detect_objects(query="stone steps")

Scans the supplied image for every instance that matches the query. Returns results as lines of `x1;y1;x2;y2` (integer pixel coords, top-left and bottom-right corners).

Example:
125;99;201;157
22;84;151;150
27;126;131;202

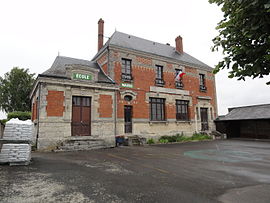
55;139;107;152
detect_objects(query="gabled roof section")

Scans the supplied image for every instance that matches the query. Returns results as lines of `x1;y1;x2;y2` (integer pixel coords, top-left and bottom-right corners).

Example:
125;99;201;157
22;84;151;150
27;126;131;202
93;31;212;70
40;56;114;83
217;104;270;121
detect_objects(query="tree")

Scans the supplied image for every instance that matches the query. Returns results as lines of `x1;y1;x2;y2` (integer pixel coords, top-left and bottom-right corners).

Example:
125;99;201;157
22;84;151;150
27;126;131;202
0;67;35;113
209;0;270;84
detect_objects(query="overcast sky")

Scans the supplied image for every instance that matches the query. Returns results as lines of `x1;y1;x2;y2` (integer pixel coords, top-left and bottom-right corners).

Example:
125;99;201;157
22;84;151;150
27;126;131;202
0;0;269;119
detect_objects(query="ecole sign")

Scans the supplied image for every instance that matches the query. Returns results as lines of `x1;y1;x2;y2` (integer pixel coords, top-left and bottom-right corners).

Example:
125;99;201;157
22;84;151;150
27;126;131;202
73;73;92;81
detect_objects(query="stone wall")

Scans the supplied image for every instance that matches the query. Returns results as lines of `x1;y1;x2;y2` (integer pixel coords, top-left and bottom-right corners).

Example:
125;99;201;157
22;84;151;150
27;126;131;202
32;78;117;151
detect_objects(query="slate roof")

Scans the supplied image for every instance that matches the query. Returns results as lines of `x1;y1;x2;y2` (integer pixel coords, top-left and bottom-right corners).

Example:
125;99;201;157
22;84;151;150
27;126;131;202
40;56;114;83
216;104;270;121
93;31;212;70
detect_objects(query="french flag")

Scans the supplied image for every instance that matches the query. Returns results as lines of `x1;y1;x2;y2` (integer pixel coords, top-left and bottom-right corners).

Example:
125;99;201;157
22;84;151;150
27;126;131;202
175;70;185;81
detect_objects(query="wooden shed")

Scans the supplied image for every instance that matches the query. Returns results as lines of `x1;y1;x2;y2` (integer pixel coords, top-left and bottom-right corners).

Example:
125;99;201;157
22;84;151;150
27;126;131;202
215;104;270;139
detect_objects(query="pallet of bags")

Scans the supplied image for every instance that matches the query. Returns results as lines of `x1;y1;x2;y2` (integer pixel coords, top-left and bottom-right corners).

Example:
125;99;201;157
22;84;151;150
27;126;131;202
0;118;33;166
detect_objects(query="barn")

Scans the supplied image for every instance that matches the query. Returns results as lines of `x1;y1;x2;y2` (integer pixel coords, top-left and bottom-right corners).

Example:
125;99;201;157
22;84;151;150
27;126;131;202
215;104;270;139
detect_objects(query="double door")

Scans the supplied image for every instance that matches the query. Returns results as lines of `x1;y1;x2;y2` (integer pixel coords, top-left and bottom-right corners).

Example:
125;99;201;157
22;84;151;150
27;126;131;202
72;96;91;136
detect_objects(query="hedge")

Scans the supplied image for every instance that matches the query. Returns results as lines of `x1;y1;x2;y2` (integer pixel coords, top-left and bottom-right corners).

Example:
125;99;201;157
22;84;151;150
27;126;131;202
7;111;31;121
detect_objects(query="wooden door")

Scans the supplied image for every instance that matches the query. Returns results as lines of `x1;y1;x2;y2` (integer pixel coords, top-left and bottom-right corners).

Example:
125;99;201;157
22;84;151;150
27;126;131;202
200;108;209;131
124;106;132;133
72;96;91;136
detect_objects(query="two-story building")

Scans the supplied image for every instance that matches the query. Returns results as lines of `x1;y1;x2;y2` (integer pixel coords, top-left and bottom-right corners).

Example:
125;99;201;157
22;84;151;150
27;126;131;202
30;18;217;151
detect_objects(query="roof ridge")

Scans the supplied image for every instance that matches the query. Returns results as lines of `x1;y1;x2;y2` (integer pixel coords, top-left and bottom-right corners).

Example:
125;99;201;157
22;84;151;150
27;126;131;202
229;103;270;110
114;31;173;48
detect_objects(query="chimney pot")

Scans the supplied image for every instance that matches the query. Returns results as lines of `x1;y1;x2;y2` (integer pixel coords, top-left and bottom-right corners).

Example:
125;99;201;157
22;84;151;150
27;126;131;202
98;18;104;51
175;35;183;54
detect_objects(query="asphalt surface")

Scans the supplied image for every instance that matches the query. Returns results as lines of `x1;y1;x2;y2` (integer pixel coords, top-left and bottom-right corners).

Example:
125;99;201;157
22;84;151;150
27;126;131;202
1;140;270;203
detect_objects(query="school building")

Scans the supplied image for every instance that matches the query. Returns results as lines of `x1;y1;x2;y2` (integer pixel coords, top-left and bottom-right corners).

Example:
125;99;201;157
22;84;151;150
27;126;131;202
30;19;217;151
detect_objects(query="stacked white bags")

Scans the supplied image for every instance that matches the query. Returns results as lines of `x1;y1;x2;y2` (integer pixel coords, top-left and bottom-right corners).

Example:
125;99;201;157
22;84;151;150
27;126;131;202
0;119;33;164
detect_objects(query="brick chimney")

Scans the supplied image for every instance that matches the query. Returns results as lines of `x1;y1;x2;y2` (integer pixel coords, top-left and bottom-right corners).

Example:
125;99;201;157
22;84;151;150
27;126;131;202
175;35;183;54
98;18;104;51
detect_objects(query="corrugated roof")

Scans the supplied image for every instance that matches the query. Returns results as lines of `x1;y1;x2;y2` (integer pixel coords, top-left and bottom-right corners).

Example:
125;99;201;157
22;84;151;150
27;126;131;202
40;56;114;83
217;104;270;121
93;31;212;70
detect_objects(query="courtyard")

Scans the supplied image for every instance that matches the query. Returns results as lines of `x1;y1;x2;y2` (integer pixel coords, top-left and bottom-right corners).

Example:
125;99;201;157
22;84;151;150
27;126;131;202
1;140;270;203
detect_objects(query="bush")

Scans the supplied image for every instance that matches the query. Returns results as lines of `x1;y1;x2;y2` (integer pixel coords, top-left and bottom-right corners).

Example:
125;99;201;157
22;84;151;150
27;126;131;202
0;119;8;125
147;138;155;144
158;132;212;144
7;111;31;121
191;133;212;140
159;139;169;144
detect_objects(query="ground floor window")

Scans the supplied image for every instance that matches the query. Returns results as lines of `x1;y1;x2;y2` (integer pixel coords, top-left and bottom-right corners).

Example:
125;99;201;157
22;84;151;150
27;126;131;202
176;100;189;121
150;98;166;121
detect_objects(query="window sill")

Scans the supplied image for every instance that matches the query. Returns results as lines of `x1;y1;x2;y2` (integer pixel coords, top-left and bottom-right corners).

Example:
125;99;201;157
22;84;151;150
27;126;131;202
149;121;168;125
176;120;192;125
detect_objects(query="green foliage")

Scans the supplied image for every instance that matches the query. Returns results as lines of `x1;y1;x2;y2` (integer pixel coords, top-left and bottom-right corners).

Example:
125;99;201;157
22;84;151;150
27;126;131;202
191;133;212;140
7;111;31;121
159;139;169;144
209;0;270;84
0;119;8;125
158;133;212;144
146;138;155;144
0;67;35;113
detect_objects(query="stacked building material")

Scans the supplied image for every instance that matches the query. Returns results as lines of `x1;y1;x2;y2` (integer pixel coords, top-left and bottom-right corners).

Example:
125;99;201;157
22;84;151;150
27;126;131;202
0;119;33;165
0;144;31;163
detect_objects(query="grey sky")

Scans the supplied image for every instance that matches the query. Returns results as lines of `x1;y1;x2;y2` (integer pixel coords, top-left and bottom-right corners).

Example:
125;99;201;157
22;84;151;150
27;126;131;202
0;0;269;118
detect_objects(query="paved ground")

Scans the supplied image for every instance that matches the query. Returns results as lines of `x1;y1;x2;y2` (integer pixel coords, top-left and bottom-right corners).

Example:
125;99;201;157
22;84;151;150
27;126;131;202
1;140;270;203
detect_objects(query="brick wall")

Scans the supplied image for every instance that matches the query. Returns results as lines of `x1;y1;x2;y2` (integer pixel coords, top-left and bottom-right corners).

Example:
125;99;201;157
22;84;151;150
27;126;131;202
46;91;65;117
102;63;108;74
98;94;113;118
31;98;37;121
113;50;217;121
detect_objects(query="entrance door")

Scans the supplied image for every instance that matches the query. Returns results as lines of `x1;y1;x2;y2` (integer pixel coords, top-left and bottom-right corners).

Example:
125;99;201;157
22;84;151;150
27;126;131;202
72;96;91;136
200;108;209;131
124;106;132;133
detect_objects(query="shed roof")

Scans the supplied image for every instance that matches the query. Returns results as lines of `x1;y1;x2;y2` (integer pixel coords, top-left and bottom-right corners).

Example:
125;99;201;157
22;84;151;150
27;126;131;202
40;56;114;83
93;31;212;70
216;104;270;121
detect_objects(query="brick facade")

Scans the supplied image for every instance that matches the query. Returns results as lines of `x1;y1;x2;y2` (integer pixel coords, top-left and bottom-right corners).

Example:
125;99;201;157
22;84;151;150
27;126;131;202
31;98;37;121
98;94;113;118
46;90;65;117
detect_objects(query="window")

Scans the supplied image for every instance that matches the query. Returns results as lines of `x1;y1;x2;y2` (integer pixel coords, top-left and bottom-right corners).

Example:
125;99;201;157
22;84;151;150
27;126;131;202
176;100;189;121
155;65;165;86
124;95;133;102
121;58;132;81
199;74;207;92
175;69;184;89
150;98;166;121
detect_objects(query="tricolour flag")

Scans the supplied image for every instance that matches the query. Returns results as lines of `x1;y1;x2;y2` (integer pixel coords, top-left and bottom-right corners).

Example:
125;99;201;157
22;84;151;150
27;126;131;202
175;70;185;81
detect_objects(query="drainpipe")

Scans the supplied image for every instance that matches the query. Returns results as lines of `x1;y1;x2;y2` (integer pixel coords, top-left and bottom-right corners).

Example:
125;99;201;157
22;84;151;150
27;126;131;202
195;106;198;132
36;82;41;149
114;89;118;146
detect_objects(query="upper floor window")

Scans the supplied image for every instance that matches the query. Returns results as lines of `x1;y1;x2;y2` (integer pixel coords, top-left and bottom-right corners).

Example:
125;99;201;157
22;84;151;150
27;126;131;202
175;69;184;89
121;58;132;81
199;74;207;92
155;65;165;86
150;97;166;121
176;100;189;121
